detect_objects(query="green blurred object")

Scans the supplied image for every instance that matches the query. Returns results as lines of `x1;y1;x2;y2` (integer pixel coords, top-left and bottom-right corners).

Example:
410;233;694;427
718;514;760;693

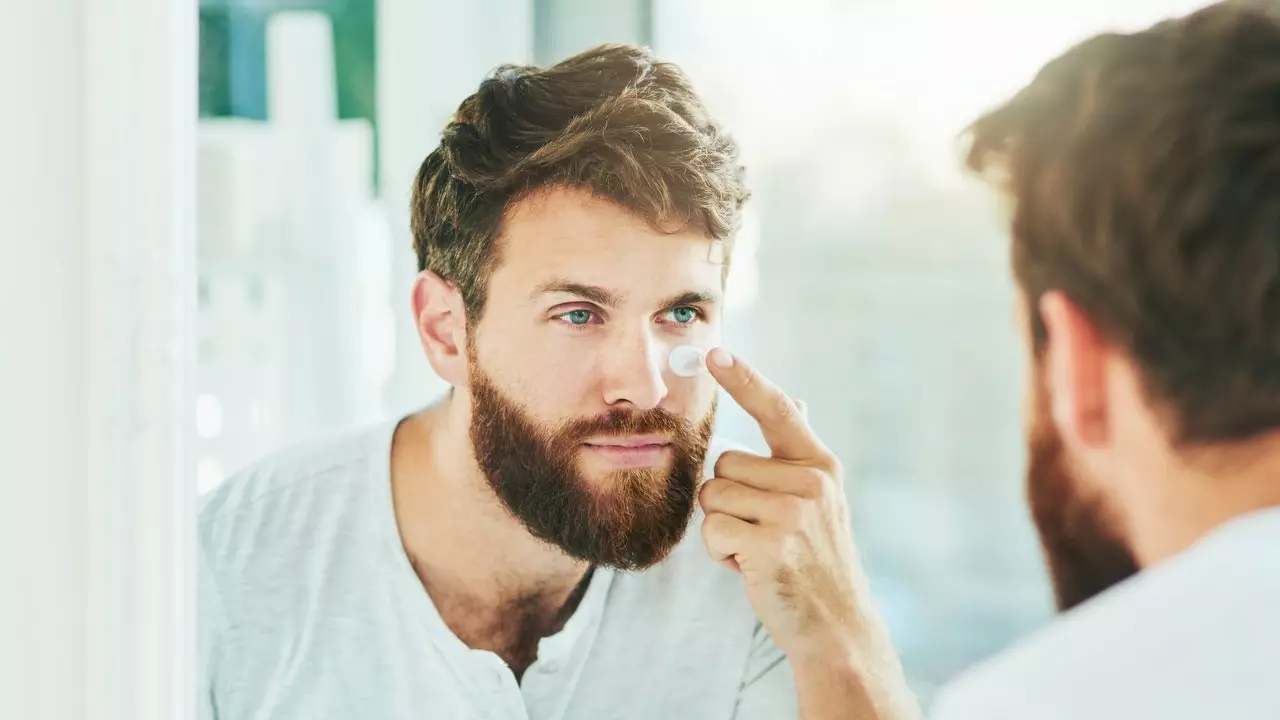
198;0;378;189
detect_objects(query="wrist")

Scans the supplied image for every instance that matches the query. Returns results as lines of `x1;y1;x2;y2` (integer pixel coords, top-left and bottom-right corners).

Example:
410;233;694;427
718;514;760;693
787;630;918;720
786;610;896;671
787;633;861;672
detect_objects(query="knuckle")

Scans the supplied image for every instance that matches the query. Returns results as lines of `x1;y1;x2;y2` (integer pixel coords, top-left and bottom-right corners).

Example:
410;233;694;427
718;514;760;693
817;452;843;477
701;513;722;541
698;478;722;504
773;392;800;422
794;467;829;498
713;450;750;477
704;510;738;537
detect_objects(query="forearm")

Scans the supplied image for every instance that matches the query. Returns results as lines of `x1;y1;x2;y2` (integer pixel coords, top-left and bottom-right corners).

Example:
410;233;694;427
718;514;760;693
790;627;920;720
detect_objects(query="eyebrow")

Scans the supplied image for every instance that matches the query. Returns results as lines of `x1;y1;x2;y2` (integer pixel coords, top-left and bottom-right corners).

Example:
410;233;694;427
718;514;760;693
532;280;624;307
657;290;719;309
532;280;719;310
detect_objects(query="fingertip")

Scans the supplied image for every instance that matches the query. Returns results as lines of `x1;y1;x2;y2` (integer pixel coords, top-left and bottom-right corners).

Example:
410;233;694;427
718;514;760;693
708;347;734;369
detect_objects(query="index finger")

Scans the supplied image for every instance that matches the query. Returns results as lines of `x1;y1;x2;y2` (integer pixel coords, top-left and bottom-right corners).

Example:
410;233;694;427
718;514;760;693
705;347;827;462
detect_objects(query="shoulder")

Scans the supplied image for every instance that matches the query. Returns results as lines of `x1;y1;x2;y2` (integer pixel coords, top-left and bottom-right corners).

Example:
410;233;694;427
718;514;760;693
198;420;394;573
933;511;1280;719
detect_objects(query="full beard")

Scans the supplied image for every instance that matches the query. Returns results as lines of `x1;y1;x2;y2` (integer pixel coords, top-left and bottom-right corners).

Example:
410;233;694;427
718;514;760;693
467;361;715;571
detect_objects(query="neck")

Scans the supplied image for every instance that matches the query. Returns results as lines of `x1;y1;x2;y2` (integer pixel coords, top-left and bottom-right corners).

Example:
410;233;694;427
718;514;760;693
392;399;590;603
1127;432;1280;567
391;398;594;675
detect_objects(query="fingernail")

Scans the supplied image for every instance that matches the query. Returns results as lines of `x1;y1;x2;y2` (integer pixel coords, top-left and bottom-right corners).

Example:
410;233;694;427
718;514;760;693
709;347;734;368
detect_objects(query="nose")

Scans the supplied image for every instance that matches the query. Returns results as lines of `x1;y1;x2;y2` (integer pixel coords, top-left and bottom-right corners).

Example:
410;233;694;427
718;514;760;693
600;327;669;410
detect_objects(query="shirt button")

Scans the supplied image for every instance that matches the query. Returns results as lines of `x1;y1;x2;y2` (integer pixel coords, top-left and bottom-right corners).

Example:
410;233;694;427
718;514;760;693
540;660;561;674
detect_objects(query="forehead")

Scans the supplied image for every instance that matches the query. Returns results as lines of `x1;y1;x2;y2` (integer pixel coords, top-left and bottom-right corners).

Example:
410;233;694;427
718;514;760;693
488;187;724;302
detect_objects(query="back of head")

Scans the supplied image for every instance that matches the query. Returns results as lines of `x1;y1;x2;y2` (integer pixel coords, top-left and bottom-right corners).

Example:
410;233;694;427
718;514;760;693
410;44;748;322
966;0;1280;445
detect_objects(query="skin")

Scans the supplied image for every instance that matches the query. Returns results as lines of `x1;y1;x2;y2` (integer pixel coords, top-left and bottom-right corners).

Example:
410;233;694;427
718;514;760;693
765;290;1280;720
392;186;922;718
699;348;919;720
392;187;722;675
1030;291;1280;570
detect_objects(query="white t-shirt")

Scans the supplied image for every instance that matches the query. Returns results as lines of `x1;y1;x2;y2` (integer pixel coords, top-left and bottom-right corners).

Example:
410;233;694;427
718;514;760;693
198;417;797;720
931;506;1280;720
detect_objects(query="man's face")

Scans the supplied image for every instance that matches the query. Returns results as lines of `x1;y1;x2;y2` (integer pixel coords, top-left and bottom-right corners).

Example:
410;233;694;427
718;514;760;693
1021;298;1140;611
465;187;723;569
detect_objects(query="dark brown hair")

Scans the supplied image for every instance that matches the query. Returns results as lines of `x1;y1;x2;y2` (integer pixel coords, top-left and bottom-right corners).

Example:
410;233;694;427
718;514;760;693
410;44;748;321
965;1;1280;442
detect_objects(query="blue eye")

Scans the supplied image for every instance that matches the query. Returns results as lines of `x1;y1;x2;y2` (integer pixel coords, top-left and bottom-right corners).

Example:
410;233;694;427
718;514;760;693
670;306;698;324
563;309;595;326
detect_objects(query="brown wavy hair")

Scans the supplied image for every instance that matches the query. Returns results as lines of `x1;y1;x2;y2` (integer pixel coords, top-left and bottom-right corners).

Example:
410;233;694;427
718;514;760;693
965;1;1280;443
410;43;749;322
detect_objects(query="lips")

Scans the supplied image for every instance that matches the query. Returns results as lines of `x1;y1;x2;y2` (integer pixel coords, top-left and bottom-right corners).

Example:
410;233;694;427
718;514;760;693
580;435;673;470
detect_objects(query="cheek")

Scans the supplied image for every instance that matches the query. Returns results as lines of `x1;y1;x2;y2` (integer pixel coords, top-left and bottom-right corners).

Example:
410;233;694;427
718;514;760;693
663;375;717;421
493;346;602;419
475;311;598;390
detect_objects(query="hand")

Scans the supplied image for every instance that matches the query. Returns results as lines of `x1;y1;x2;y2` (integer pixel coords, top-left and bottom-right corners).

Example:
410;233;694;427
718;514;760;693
701;348;919;720
699;347;865;661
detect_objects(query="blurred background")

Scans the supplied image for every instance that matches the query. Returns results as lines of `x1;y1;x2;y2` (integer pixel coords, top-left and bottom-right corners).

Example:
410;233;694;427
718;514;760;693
193;0;1209;708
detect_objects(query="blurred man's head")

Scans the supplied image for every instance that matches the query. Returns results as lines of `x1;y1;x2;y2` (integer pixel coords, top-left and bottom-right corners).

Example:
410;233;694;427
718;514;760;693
409;45;747;569
966;2;1280;610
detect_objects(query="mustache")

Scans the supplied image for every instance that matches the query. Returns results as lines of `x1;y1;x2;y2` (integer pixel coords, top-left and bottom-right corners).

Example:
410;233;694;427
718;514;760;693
553;405;708;442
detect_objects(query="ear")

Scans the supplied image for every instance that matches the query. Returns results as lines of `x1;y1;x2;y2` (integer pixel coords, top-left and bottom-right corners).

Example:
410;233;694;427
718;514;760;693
412;271;468;387
1038;290;1110;449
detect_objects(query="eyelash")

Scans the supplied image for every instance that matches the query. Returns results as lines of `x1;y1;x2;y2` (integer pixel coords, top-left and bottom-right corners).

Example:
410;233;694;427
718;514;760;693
554;306;705;331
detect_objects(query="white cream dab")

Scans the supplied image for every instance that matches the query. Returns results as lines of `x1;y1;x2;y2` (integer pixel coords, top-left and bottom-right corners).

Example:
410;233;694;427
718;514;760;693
668;345;707;378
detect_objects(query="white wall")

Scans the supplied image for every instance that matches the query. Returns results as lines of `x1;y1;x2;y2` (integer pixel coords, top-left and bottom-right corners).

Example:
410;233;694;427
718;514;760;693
375;0;658;417
1;1;88;717
377;0;535;416
0;0;196;718
534;0;650;64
